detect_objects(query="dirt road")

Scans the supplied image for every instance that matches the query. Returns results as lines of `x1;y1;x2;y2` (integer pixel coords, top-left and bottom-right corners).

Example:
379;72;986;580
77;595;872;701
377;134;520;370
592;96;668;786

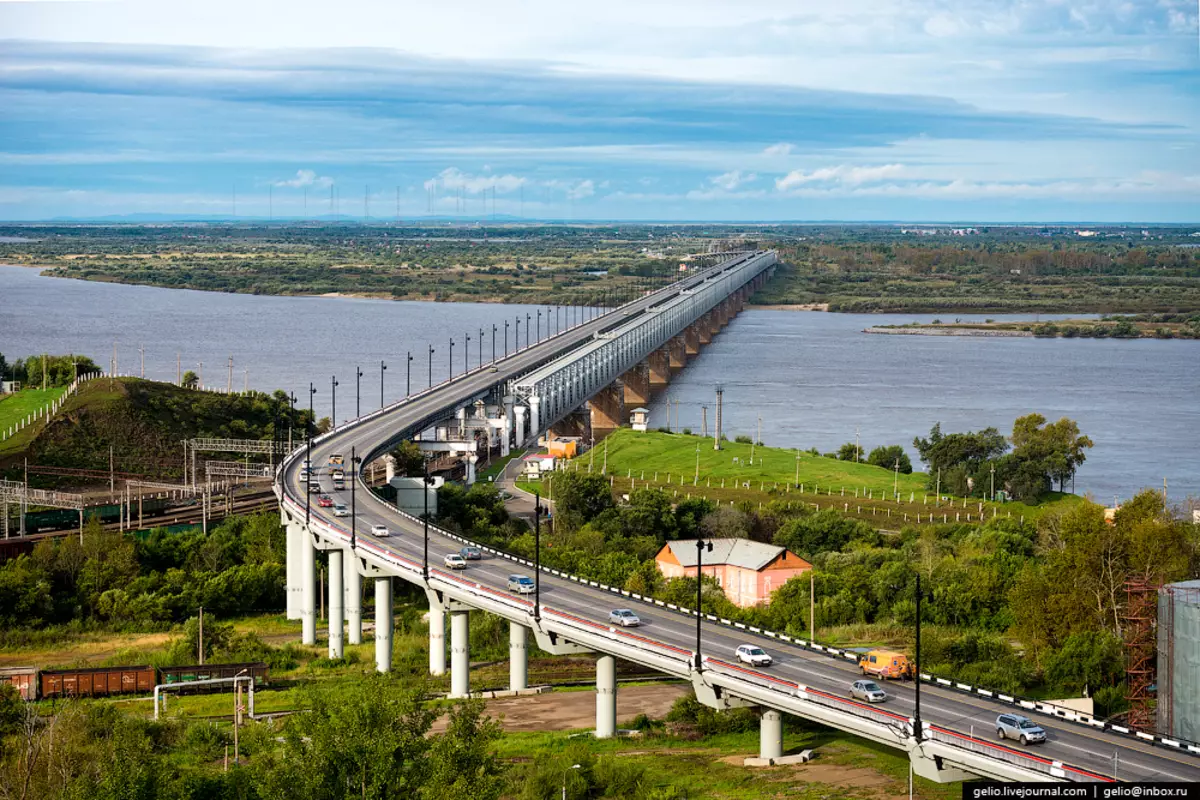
431;684;689;733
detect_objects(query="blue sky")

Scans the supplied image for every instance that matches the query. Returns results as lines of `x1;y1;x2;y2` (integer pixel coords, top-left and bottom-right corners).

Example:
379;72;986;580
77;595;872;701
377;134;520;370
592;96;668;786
0;0;1197;221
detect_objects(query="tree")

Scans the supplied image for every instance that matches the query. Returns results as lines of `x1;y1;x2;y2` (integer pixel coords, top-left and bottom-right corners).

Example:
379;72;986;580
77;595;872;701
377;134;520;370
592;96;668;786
836;441;863;462
1043;630;1124;695
552;471;614;533
181;370;199;389
867;445;912;474
391;440;426;476
913;422;1008;481
1010;414;1093;493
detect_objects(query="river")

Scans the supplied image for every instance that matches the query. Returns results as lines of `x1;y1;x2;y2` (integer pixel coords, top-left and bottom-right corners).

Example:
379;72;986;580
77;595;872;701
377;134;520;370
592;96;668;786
2;265;1196;502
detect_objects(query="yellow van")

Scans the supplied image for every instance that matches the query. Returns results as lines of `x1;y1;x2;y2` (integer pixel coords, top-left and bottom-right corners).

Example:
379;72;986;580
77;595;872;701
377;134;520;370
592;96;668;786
859;649;913;680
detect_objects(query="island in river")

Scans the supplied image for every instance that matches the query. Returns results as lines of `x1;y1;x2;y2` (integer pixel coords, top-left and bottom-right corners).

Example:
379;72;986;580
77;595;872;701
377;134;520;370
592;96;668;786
866;314;1200;340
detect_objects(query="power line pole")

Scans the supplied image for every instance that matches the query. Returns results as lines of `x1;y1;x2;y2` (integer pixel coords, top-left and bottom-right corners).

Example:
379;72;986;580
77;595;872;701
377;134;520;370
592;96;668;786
227;356;233;394
713;385;723;451
701;405;708;438
139;344;145;379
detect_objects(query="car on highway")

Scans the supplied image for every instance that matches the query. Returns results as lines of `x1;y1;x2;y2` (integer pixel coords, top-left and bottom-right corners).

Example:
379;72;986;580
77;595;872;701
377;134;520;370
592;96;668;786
371;524;390;538
460;546;482;561
444;553;467;570
317;495;334;508
300;465;312;479
308;479;321;493
996;714;1046;745
608;609;641;627
507;575;536;594
333;503;350;517
850;680;888;703
333;478;345;490
735;644;773;667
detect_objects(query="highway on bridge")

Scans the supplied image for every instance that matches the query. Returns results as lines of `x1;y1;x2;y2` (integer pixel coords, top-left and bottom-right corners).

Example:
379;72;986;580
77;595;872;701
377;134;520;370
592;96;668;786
279;254;1200;784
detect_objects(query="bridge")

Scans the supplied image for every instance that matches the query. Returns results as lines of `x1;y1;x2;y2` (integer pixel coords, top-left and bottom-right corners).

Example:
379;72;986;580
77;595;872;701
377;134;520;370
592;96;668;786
274;251;1200;785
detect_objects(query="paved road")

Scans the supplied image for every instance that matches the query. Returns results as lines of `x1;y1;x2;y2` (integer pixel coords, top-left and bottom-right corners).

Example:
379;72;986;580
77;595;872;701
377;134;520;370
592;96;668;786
282;254;1200;784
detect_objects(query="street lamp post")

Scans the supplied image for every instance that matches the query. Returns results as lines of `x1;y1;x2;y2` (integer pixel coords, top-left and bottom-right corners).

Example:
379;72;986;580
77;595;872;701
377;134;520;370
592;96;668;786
422;461;431;579
305;383;316;523
534;492;542;621
449;338;454;380
562;764;581;800
379;360;387;408
694;538;712;671
406;352;412;397
504;321;509;356
526;313;531;347
479;328;484;367
464;332;470;373
356;366;362;419
515;317;521;351
428;345;435;389
351;449;360;550
331;375;339;428
914;573;923;742
536;309;541;342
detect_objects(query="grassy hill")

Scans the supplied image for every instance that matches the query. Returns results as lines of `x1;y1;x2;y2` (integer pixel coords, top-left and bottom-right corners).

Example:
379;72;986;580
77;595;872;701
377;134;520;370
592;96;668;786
0;377;301;484
534;429;1080;527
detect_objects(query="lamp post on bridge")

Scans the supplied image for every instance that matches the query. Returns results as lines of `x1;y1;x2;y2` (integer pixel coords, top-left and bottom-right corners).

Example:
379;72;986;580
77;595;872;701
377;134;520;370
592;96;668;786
515;317;521;351
379;360;386;409
504;321;509;356
305;382;316;524
914;574;923;742
536;309;541;342
331;375;339;429
694;538;713;671
492;324;497;363
422;461;432;580
525;313;531;347
406;351;413;397
355;366;362;419
534;492;542;621
428;345;435;389
449;338;454;380
464;332;470;373
350;448;360;550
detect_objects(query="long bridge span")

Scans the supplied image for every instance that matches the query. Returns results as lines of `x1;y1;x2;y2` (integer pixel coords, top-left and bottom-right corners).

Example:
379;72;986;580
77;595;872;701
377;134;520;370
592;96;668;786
276;251;1200;785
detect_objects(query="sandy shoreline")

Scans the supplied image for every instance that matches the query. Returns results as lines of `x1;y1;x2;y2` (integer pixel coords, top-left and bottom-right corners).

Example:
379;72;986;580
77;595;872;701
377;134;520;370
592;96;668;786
752;303;830;312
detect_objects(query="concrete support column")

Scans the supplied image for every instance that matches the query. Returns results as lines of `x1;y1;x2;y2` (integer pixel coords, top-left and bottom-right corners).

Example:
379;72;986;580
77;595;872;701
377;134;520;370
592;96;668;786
300;533;316;645
344;552;362;645
327;549;344;659
429;603;446;676
695;320;712;345
588;384;624;436
621;363;651;406
596;654;617;738
706;310;721;337
286;522;301;620
509;622;528;691
450;610;470;698
514;405;528;447
529;395;541;442
384;455;397;483
668;336;688;371
465;453;478;485
648;349;671;389
683;325;701;355
760;710;783;760
375;577;393;673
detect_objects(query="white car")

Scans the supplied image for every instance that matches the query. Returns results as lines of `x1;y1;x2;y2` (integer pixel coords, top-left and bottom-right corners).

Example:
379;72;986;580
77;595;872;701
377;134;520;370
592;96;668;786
371;524;390;538
850;680;888;703
443;553;467;570
735;644;773;667
332;504;350;517
608;609;641;627
507;575;536;594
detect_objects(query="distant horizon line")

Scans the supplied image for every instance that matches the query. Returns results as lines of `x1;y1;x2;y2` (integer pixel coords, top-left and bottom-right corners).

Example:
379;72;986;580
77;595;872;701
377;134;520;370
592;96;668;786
3;214;1199;228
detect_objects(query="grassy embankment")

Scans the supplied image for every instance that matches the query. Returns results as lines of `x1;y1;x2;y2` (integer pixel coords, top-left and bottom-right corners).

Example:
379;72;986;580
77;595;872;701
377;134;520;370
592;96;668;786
523;429;1080;528
0;386;70;456
0;376;300;483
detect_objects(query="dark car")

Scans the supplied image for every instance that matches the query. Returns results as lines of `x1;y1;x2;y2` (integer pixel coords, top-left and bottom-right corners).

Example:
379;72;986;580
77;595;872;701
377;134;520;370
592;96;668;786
460;546;482;560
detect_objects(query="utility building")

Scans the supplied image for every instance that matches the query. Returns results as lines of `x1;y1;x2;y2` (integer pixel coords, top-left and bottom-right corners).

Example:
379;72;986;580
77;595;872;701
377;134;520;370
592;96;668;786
1158;580;1200;742
654;539;811;608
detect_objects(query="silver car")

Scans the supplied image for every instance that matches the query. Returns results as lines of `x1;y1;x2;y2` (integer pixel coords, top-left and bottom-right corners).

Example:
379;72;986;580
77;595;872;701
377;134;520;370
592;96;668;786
735;644;772;667
608;609;641;627
850;680;888;703
507;575;536;594
996;714;1046;745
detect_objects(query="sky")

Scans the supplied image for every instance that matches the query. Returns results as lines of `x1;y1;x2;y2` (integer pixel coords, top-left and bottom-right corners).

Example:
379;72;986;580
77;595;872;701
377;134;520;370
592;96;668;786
0;0;1197;222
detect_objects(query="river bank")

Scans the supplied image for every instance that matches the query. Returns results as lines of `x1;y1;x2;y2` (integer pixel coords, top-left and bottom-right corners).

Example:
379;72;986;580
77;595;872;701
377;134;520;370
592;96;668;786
865;316;1200;340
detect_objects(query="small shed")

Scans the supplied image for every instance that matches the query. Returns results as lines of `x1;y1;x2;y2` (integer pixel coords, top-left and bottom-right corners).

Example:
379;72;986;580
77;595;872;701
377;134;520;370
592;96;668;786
630;407;650;432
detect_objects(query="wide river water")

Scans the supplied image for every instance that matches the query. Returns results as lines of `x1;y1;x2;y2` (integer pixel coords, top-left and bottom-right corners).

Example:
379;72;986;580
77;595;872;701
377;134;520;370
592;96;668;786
2;265;1197;502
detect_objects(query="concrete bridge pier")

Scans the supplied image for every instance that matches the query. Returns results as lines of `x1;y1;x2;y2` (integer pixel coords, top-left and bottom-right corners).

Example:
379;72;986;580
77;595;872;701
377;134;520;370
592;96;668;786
514;405;528;447
668;336;688;372
684;325;701;356
429;603;446;676
285;520;301;620
621;363;651;407
760;710;783;760
589;385;625;439
465;453;478;485
328;549;344;659
596;654;617;738
509;622;528;691
705;310;721;338
375;576;393;672
529;396;541;442
344;554;362;645
647;350;671;391
300;533;317;645
694;319;712;346
450;610;470;698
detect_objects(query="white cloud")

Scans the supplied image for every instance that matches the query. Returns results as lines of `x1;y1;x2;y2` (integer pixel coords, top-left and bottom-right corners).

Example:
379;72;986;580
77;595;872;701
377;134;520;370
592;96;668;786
710;170;757;190
424;167;525;194
272;169;333;188
776;163;906;191
762;143;794;157
567;179;594;200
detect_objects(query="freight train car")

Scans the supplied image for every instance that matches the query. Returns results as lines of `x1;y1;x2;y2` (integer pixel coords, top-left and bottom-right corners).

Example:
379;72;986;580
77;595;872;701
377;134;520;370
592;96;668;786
0;667;38;701
158;662;269;693
40;665;156;699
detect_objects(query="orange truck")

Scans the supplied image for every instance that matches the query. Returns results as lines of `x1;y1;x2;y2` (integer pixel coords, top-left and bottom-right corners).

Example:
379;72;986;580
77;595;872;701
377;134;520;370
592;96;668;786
859;649;913;680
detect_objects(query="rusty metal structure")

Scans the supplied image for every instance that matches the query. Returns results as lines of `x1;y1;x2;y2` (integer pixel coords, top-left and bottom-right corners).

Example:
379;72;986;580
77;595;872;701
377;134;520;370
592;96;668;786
1122;576;1158;730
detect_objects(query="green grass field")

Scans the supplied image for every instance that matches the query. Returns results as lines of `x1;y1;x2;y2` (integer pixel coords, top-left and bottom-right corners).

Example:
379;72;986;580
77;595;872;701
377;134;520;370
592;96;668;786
525;429;1080;528
0;386;68;433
